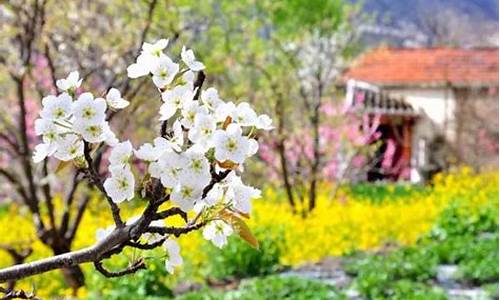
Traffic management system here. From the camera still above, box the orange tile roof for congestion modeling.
[343,47,499,87]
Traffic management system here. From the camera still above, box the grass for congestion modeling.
[176,275,347,300]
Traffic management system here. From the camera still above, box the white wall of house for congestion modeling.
[388,87,456,140]
[385,87,457,183]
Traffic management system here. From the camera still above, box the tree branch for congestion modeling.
[83,142,123,227]
[65,195,91,242]
[0,286,40,300]
[94,259,146,278]
[59,171,81,238]
[0,225,131,283]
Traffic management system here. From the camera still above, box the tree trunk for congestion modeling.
[308,104,321,212]
[275,90,296,211]
[277,138,296,211]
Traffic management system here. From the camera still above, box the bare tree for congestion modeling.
[415,4,498,47]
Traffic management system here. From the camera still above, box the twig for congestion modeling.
[0,286,40,300]
[94,259,146,278]
[83,142,123,227]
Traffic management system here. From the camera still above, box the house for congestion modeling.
[343,47,499,182]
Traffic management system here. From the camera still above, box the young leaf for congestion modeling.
[220,209,259,250]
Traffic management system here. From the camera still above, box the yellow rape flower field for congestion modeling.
[0,168,497,297]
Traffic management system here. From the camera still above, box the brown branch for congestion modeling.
[83,142,123,227]
[125,238,166,250]
[0,169,30,205]
[146,222,206,238]
[94,259,146,278]
[0,133,20,155]
[59,171,81,237]
[0,245,32,290]
[65,195,91,242]
[202,169,231,198]
[13,75,44,232]
[43,42,58,91]
[153,207,187,222]
[42,160,57,232]
[0,286,40,300]
[0,225,131,283]
[192,71,205,101]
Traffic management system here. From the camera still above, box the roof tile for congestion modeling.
[343,47,499,87]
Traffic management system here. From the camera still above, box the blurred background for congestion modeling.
[0,0,498,299]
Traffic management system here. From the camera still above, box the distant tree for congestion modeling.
[415,4,498,47]
[174,0,382,213]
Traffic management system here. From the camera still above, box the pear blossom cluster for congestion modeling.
[33,38,272,275]
[32,71,129,163]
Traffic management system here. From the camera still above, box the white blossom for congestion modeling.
[213,124,250,164]
[164,239,183,274]
[135,137,171,161]
[72,92,106,124]
[226,176,261,214]
[256,114,274,130]
[231,102,258,126]
[103,165,135,203]
[180,100,208,128]
[127,54,155,79]
[181,46,205,71]
[188,113,216,149]
[34,118,64,144]
[32,142,57,163]
[56,71,82,92]
[53,134,84,161]
[179,70,195,89]
[142,39,169,58]
[171,182,202,212]
[247,138,259,157]
[149,150,185,188]
[179,146,211,188]
[143,219,165,243]
[151,56,179,88]
[194,183,223,213]
[165,120,184,152]
[159,86,195,121]
[127,39,169,78]
[108,140,133,168]
[200,88,223,111]
[73,120,111,143]
[203,220,233,248]
[40,93,73,121]
[106,88,129,110]
[214,101,236,122]
[134,143,156,162]
[103,129,119,146]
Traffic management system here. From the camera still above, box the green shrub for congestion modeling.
[425,235,475,264]
[348,183,429,204]
[430,203,498,239]
[458,236,499,284]
[344,247,438,298]
[201,226,284,280]
[386,280,447,300]
[423,200,498,285]
[177,275,346,300]
[482,283,499,299]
